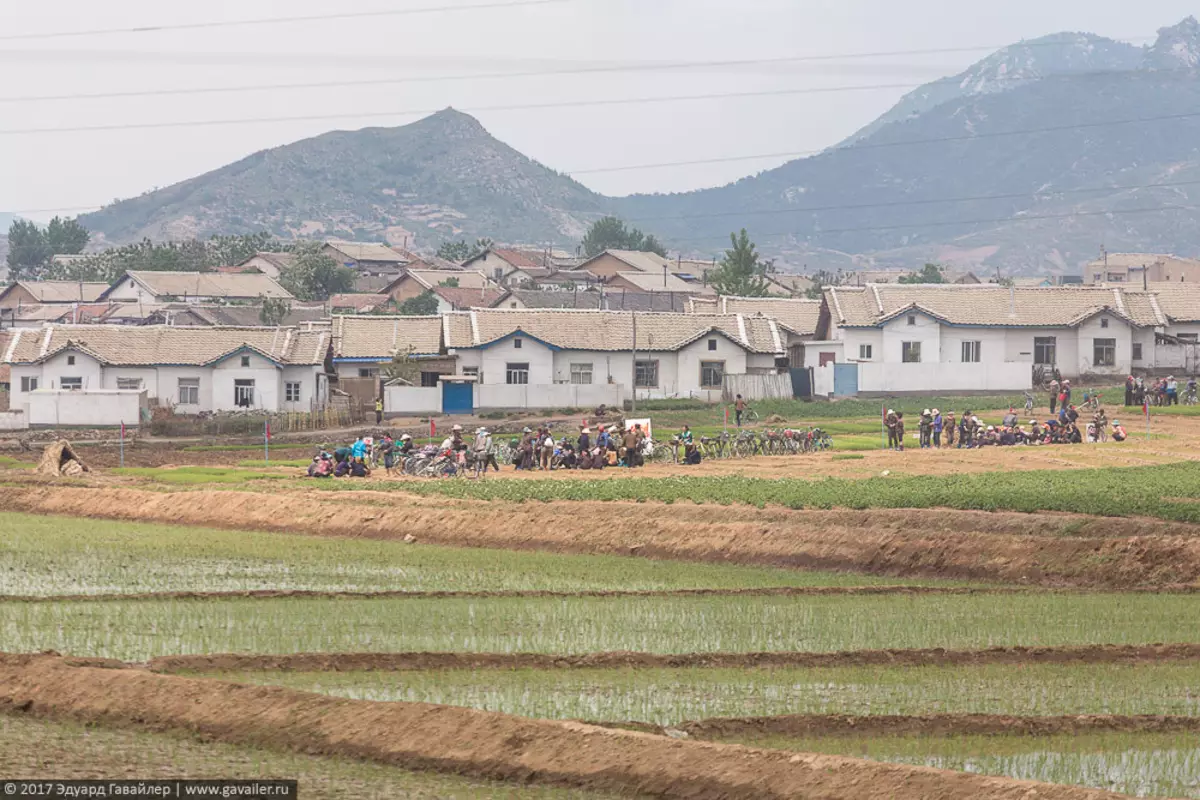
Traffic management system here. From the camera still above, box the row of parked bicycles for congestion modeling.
[651,427,834,464]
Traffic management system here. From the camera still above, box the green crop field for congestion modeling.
[0,513,951,597]
[714,731,1200,799]
[200,662,1200,723]
[306,461,1200,521]
[4,592,1195,661]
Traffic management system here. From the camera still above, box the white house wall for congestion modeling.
[881,313,942,364]
[1074,316,1133,377]
[476,337,555,385]
[212,352,280,412]
[40,350,104,391]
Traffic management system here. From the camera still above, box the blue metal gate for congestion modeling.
[442,382,474,415]
[833,363,859,397]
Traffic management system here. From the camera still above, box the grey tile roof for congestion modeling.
[324,240,409,264]
[825,284,1165,328]
[444,309,782,354]
[408,269,492,290]
[4,325,328,366]
[1142,284,1200,323]
[6,281,110,303]
[613,271,710,293]
[113,271,294,300]
[331,315,443,359]
[699,296,822,336]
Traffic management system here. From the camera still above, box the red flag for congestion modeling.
[724,406,729,423]
[120,422,125,440]
[265,420,271,441]
[430,419,437,437]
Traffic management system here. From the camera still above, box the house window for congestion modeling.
[1132,343,1143,361]
[506,363,529,385]
[513,338,523,349]
[907,315,916,326]
[1093,273,1102,283]
[178,378,200,405]
[240,355,251,367]
[20,377,38,393]
[420,371,440,387]
[1100,318,1109,329]
[858,344,872,360]
[358,368,378,378]
[234,379,255,407]
[1093,338,1116,367]
[462,366,480,379]
[901,342,921,363]
[60,377,83,390]
[116,378,142,390]
[570,363,593,385]
[285,382,302,402]
[1034,337,1057,365]
[700,360,725,389]
[708,339,717,351]
[1106,274,1124,283]
[961,341,981,363]
[1179,333,1199,342]
[66,355,75,366]
[635,360,659,388]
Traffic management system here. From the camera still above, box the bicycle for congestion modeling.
[1023,392,1035,413]
[1081,393,1103,413]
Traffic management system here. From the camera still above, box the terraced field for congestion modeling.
[3,409,1200,797]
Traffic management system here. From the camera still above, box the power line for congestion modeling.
[0,55,1177,106]
[0,0,577,42]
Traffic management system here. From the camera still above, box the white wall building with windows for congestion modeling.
[3,325,329,419]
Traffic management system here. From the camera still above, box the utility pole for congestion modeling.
[631,311,637,414]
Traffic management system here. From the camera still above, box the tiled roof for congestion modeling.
[329,293,391,312]
[432,286,508,309]
[492,248,545,269]
[324,240,409,264]
[110,271,293,300]
[5,281,109,303]
[588,249,674,273]
[699,296,822,336]
[825,284,1164,328]
[612,271,709,293]
[246,252,297,271]
[444,309,782,354]
[408,269,491,290]
[331,315,443,359]
[1143,284,1200,323]
[4,325,328,366]
[506,290,605,309]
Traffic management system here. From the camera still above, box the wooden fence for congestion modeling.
[722,373,794,402]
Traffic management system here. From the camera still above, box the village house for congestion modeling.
[321,240,411,274]
[577,249,676,281]
[0,281,110,312]
[430,286,509,312]
[381,269,493,305]
[1084,253,1200,285]
[329,314,447,381]
[98,271,294,304]
[236,252,296,280]
[3,324,330,417]
[328,293,393,314]
[690,296,821,367]
[607,270,715,295]
[462,247,547,284]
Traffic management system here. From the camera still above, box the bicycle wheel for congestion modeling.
[745,410,760,423]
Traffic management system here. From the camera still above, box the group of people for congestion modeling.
[1124,375,1196,407]
[510,422,651,471]
[307,432,417,478]
[885,405,1127,451]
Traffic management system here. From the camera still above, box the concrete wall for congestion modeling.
[0,411,27,431]
[385,386,441,414]
[857,362,1031,393]
[1075,315,1133,377]
[476,383,624,410]
[28,389,145,427]
[813,363,835,397]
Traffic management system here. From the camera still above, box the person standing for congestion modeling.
[1048,378,1059,414]
[379,433,396,477]
[943,411,955,448]
[932,409,943,448]
[1125,376,1134,407]
[918,409,932,449]
[622,425,640,467]
[578,427,591,454]
[884,409,899,450]
[374,396,384,425]
[895,412,906,452]
[1167,376,1179,405]
[734,395,746,428]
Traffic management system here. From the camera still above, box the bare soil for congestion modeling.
[145,643,1200,674]
[5,484,1200,587]
[0,654,1128,800]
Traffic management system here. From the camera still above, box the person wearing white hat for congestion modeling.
[578,427,591,453]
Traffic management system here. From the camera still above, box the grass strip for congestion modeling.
[195,662,1200,724]
[111,467,287,485]
[0,512,942,597]
[304,460,1200,522]
[5,592,1197,661]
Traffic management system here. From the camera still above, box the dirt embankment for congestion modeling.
[647,713,1200,740]
[5,484,1200,588]
[145,643,1200,674]
[0,655,1128,800]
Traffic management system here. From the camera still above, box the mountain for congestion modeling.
[77,18,1200,274]
[78,108,607,249]
[608,17,1200,275]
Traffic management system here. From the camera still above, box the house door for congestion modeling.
[442,382,474,415]
[833,364,859,396]
[819,351,837,367]
[234,379,256,408]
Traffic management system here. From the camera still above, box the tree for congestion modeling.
[6,220,50,280]
[898,263,946,284]
[439,277,460,288]
[383,346,423,385]
[805,268,842,300]
[397,290,438,316]
[45,231,279,283]
[581,216,667,257]
[278,243,355,301]
[259,296,292,326]
[436,238,493,263]
[45,217,90,258]
[708,229,770,297]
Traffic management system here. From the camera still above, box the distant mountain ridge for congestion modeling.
[76,17,1200,274]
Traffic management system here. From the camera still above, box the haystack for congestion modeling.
[36,440,90,477]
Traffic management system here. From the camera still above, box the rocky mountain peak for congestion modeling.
[418,107,491,141]
[1144,16,1200,69]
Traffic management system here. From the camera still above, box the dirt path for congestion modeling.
[142,643,1200,673]
[653,713,1200,740]
[5,484,1200,587]
[0,655,1128,800]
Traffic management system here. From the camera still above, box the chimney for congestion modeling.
[1009,285,1016,318]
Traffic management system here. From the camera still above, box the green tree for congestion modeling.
[278,243,354,301]
[45,217,90,258]
[898,263,946,284]
[46,232,280,283]
[439,277,460,288]
[581,216,667,257]
[436,237,493,263]
[6,219,50,280]
[383,346,423,385]
[805,268,842,300]
[708,229,770,297]
[397,290,438,316]
[258,296,292,326]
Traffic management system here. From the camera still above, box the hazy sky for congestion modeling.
[3,0,1197,220]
